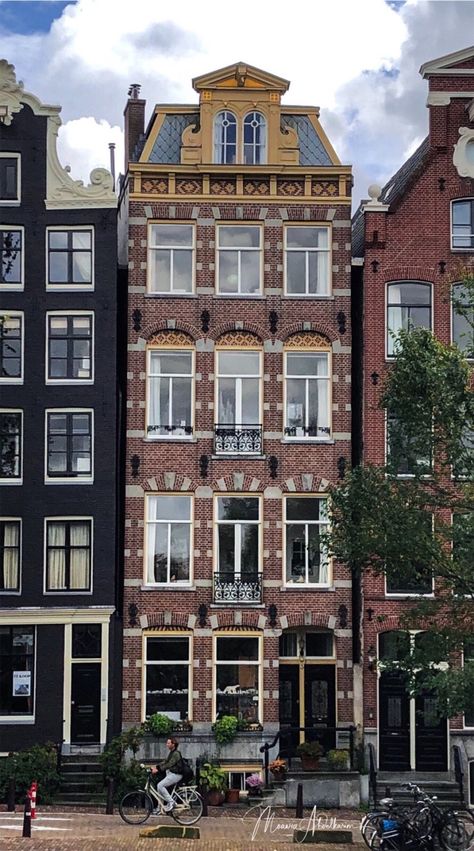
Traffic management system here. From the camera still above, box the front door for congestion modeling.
[71,663,101,744]
[379,670,410,771]
[415,691,447,771]
[304,665,336,752]
[279,664,300,754]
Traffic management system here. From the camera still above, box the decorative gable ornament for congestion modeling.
[0,59,24,125]
[453,127,474,179]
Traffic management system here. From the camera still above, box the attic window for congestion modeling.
[214,112,267,165]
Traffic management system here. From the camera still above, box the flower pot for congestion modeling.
[225,788,240,804]
[207,790,225,806]
[301,756,320,771]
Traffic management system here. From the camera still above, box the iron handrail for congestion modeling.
[368,742,377,808]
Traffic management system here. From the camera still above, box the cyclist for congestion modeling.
[151,736,183,812]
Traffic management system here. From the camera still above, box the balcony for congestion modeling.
[213,571,263,604]
[214,424,262,455]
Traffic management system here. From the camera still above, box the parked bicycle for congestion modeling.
[119,766,203,826]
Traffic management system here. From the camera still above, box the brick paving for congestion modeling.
[0,809,366,849]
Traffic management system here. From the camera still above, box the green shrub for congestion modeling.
[326,749,349,770]
[0,743,60,804]
[145,713,174,737]
[212,715,239,744]
[296,740,324,759]
[198,762,227,791]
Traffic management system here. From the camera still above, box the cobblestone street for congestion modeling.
[0,809,365,849]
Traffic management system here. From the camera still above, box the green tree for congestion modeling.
[327,318,474,717]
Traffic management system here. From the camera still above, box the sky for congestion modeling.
[0,0,473,206]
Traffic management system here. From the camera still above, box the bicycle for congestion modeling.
[119,767,203,826]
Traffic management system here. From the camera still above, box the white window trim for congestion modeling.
[213,111,267,165]
[143,493,194,588]
[43,516,93,595]
[146,347,195,439]
[0,225,24,291]
[0,310,24,384]
[146,221,195,295]
[283,495,331,588]
[243,111,267,166]
[212,631,263,723]
[0,153,21,206]
[284,224,332,298]
[45,225,95,291]
[215,350,262,452]
[0,625,36,723]
[385,280,433,361]
[450,198,474,252]
[283,350,332,442]
[0,407,23,484]
[450,281,474,361]
[214,493,262,579]
[44,408,94,485]
[142,630,193,723]
[45,311,95,385]
[0,516,22,595]
[216,223,263,296]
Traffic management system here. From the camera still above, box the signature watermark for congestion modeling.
[242,803,354,843]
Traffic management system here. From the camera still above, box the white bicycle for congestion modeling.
[119,767,203,826]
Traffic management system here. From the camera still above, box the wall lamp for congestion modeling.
[367,645,377,671]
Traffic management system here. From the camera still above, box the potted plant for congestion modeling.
[296,740,324,770]
[212,715,239,745]
[145,713,174,737]
[269,758,287,780]
[327,749,349,771]
[199,762,227,806]
[245,773,265,799]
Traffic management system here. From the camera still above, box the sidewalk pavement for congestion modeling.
[0,809,366,849]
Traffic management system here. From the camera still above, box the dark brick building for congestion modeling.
[353,46,474,790]
[119,62,360,788]
[0,60,120,752]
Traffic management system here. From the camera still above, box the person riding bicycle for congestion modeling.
[151,736,183,812]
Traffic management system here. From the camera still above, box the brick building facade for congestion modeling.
[353,46,474,787]
[119,63,360,778]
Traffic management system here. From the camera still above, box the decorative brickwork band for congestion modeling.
[285,332,331,349]
[148,330,194,347]
[216,330,262,347]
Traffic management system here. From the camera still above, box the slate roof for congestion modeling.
[352,136,430,257]
[148,114,199,164]
[282,114,332,166]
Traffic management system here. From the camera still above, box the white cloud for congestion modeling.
[57,117,123,189]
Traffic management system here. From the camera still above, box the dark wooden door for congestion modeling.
[279,664,300,754]
[379,670,410,771]
[304,665,336,752]
[71,663,101,743]
[415,691,447,771]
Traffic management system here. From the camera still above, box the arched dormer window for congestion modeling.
[214,111,237,164]
[243,112,266,164]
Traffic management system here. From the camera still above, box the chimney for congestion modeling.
[108,142,116,188]
[124,84,145,170]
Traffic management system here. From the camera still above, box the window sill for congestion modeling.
[0,285,24,291]
[283,294,333,300]
[0,200,21,206]
[46,285,94,292]
[145,292,196,298]
[44,478,94,485]
[46,379,94,386]
[0,479,22,485]
[385,592,434,599]
[144,436,196,443]
[210,602,265,608]
[281,584,334,591]
[44,590,93,595]
[212,453,265,460]
[141,584,195,591]
[281,439,334,445]
[0,717,35,724]
[0,378,23,385]
[1,590,21,595]
[212,294,265,299]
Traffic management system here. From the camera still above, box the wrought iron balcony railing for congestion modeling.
[214,423,262,454]
[213,571,263,604]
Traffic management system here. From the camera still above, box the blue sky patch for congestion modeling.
[0,1,73,35]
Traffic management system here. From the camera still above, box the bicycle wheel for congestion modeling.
[360,813,385,849]
[172,787,203,826]
[119,790,153,825]
[439,811,474,851]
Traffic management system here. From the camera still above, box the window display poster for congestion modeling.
[13,670,31,697]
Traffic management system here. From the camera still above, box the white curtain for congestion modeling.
[70,523,90,589]
[48,523,66,589]
[3,523,19,589]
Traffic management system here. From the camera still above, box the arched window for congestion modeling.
[214,111,237,164]
[243,112,266,164]
[386,281,432,357]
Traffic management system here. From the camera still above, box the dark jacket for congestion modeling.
[157,748,182,774]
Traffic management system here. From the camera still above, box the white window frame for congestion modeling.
[0,225,24,291]
[213,631,263,723]
[451,198,474,252]
[215,350,262,451]
[284,224,331,297]
[283,495,331,588]
[214,494,262,581]
[0,153,21,206]
[213,111,267,165]
[44,408,94,484]
[385,410,432,479]
[46,225,94,291]
[146,347,194,439]
[45,311,95,385]
[0,517,21,595]
[216,224,263,296]
[142,631,193,723]
[0,624,36,723]
[243,111,267,165]
[213,111,238,164]
[386,281,433,360]
[283,350,331,441]
[43,516,93,595]
[144,493,193,587]
[147,222,195,295]
[0,408,22,484]
[451,282,474,360]
[0,310,24,383]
